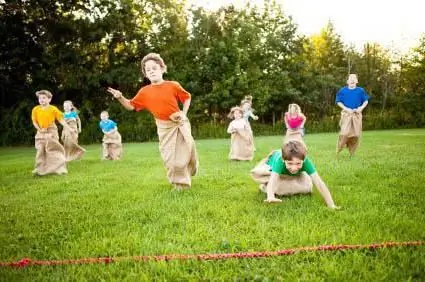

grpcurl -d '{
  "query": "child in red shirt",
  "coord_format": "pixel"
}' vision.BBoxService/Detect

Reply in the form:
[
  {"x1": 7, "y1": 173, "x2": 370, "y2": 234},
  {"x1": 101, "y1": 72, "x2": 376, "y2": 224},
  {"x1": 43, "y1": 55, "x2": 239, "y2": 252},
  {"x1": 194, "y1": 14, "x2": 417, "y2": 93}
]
[{"x1": 107, "y1": 53, "x2": 198, "y2": 190}]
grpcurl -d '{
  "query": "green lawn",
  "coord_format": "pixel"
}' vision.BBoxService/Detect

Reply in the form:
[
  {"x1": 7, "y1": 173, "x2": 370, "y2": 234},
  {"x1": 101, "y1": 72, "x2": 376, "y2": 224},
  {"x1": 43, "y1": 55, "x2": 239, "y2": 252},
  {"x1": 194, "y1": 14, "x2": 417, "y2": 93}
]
[{"x1": 0, "y1": 129, "x2": 424, "y2": 281}]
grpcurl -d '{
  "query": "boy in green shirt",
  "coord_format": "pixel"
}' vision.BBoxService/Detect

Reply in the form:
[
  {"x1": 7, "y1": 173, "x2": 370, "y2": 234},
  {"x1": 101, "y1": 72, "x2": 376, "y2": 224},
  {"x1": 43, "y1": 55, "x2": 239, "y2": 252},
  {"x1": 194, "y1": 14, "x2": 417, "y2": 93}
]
[{"x1": 251, "y1": 141, "x2": 340, "y2": 209}]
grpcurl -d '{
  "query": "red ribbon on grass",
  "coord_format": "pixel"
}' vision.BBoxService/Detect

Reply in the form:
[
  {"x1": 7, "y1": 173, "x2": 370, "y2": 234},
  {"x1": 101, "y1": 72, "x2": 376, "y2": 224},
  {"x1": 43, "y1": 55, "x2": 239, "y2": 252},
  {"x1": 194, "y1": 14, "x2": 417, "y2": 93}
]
[{"x1": 1, "y1": 241, "x2": 423, "y2": 268}]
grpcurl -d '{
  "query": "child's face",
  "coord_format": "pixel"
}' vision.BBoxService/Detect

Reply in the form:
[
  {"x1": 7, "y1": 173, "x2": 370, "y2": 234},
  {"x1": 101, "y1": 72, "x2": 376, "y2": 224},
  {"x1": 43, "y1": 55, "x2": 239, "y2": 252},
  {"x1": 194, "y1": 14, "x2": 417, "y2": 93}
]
[
  {"x1": 38, "y1": 94, "x2": 51, "y2": 106},
  {"x1": 144, "y1": 60, "x2": 164, "y2": 83},
  {"x1": 234, "y1": 110, "x2": 243, "y2": 119},
  {"x1": 242, "y1": 102, "x2": 251, "y2": 111},
  {"x1": 284, "y1": 157, "x2": 303, "y2": 174},
  {"x1": 347, "y1": 75, "x2": 358, "y2": 87},
  {"x1": 100, "y1": 113, "x2": 109, "y2": 121},
  {"x1": 63, "y1": 102, "x2": 72, "y2": 112}
]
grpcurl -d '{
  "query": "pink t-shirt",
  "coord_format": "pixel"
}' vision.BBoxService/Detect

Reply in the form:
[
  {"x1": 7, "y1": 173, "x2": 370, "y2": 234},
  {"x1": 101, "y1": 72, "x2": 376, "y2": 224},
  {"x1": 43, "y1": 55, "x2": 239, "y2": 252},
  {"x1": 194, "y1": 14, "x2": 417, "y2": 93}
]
[{"x1": 285, "y1": 113, "x2": 304, "y2": 129}]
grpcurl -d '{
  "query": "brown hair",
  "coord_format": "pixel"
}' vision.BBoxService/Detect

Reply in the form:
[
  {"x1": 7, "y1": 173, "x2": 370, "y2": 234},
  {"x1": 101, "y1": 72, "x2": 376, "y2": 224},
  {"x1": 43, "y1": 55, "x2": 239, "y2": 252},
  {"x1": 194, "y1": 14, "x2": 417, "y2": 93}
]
[
  {"x1": 140, "y1": 53, "x2": 167, "y2": 77},
  {"x1": 35, "y1": 90, "x2": 53, "y2": 99},
  {"x1": 282, "y1": 141, "x2": 307, "y2": 161}
]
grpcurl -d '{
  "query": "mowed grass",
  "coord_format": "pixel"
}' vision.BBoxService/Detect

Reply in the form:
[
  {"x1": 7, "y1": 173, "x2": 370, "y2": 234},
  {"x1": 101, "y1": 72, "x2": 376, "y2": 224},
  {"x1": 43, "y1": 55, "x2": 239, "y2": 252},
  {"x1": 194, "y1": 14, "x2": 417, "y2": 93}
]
[{"x1": 0, "y1": 129, "x2": 424, "y2": 281}]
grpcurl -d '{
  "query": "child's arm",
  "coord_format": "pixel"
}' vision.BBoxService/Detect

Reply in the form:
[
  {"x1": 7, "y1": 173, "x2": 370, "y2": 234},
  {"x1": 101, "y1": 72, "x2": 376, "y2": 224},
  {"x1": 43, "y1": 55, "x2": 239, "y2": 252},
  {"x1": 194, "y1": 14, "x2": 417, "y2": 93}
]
[
  {"x1": 76, "y1": 116, "x2": 82, "y2": 133},
  {"x1": 310, "y1": 172, "x2": 340, "y2": 209},
  {"x1": 32, "y1": 121, "x2": 47, "y2": 133},
  {"x1": 264, "y1": 172, "x2": 283, "y2": 203},
  {"x1": 58, "y1": 119, "x2": 72, "y2": 132},
  {"x1": 354, "y1": 101, "x2": 368, "y2": 113},
  {"x1": 182, "y1": 98, "x2": 191, "y2": 116},
  {"x1": 107, "y1": 87, "x2": 135, "y2": 111},
  {"x1": 249, "y1": 111, "x2": 258, "y2": 120},
  {"x1": 300, "y1": 113, "x2": 306, "y2": 128},
  {"x1": 283, "y1": 114, "x2": 290, "y2": 129},
  {"x1": 227, "y1": 123, "x2": 235, "y2": 134},
  {"x1": 337, "y1": 102, "x2": 353, "y2": 113}
]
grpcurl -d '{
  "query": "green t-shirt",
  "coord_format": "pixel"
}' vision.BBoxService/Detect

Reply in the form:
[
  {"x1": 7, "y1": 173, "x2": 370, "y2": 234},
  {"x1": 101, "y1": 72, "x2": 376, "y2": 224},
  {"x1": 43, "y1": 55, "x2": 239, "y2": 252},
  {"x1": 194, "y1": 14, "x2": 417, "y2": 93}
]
[{"x1": 267, "y1": 150, "x2": 316, "y2": 176}]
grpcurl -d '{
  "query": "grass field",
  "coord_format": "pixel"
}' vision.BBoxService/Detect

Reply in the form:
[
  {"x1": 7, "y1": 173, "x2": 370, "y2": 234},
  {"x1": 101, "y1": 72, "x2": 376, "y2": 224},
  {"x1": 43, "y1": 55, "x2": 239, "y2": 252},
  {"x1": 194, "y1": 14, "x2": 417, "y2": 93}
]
[{"x1": 0, "y1": 129, "x2": 424, "y2": 281}]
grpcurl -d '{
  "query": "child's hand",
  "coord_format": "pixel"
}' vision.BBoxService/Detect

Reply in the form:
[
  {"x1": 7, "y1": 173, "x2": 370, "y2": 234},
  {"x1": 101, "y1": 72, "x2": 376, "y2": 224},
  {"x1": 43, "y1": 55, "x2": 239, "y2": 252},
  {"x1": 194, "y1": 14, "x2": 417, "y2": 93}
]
[
  {"x1": 107, "y1": 87, "x2": 122, "y2": 99},
  {"x1": 253, "y1": 115, "x2": 259, "y2": 120},
  {"x1": 264, "y1": 197, "x2": 282, "y2": 203}
]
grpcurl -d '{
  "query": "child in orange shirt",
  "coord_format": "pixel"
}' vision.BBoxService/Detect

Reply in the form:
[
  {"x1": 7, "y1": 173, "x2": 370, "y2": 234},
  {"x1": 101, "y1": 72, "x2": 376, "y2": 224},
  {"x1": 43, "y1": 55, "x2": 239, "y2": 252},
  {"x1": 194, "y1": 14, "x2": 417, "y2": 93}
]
[
  {"x1": 107, "y1": 53, "x2": 198, "y2": 190},
  {"x1": 31, "y1": 90, "x2": 71, "y2": 176}
]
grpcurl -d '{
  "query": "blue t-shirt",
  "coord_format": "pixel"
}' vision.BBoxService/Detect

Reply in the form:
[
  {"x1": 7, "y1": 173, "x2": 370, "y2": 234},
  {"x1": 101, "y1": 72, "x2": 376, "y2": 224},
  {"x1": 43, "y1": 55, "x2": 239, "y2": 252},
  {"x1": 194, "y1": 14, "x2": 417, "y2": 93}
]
[
  {"x1": 99, "y1": 119, "x2": 117, "y2": 133},
  {"x1": 335, "y1": 87, "x2": 369, "y2": 109},
  {"x1": 63, "y1": 111, "x2": 78, "y2": 119}
]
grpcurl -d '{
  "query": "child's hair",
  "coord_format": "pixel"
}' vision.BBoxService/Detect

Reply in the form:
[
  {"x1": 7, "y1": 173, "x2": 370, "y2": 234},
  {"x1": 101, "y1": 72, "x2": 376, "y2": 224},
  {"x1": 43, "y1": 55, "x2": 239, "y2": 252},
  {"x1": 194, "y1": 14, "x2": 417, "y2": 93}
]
[
  {"x1": 35, "y1": 90, "x2": 53, "y2": 99},
  {"x1": 100, "y1": 110, "x2": 109, "y2": 116},
  {"x1": 228, "y1": 106, "x2": 244, "y2": 119},
  {"x1": 282, "y1": 141, "x2": 307, "y2": 161},
  {"x1": 140, "y1": 53, "x2": 167, "y2": 77},
  {"x1": 287, "y1": 103, "x2": 301, "y2": 114},
  {"x1": 64, "y1": 100, "x2": 79, "y2": 113}
]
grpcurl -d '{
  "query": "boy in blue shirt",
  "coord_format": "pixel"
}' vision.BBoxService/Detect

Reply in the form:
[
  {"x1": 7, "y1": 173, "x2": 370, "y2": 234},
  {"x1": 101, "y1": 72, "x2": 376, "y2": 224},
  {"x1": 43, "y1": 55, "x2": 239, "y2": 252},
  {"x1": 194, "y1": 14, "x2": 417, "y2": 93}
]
[
  {"x1": 251, "y1": 141, "x2": 340, "y2": 209},
  {"x1": 335, "y1": 74, "x2": 369, "y2": 157},
  {"x1": 99, "y1": 111, "x2": 122, "y2": 160}
]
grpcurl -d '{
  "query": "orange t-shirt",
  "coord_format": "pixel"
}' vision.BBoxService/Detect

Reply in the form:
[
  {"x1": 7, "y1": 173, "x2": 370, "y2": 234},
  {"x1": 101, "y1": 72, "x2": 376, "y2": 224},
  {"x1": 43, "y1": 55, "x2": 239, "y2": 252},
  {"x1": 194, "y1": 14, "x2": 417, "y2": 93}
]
[
  {"x1": 31, "y1": 105, "x2": 63, "y2": 128},
  {"x1": 130, "y1": 81, "x2": 191, "y2": 121}
]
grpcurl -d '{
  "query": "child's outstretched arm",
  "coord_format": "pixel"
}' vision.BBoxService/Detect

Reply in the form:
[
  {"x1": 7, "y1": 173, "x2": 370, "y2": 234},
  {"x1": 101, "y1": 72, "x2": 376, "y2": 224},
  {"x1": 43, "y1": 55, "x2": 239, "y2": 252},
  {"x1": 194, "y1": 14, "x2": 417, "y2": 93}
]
[
  {"x1": 249, "y1": 111, "x2": 258, "y2": 120},
  {"x1": 107, "y1": 87, "x2": 135, "y2": 111},
  {"x1": 310, "y1": 172, "x2": 340, "y2": 209}
]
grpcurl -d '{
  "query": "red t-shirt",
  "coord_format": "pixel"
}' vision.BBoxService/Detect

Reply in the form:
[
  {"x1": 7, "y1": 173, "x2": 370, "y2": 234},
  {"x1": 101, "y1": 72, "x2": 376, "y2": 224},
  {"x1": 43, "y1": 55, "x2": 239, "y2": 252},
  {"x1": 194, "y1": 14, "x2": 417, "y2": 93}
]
[{"x1": 130, "y1": 81, "x2": 191, "y2": 120}]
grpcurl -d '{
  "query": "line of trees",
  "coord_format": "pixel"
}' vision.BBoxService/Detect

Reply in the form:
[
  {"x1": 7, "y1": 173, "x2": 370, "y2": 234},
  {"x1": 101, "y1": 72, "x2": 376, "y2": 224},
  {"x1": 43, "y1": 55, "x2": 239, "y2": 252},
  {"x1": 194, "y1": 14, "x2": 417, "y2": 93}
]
[{"x1": 1, "y1": 0, "x2": 424, "y2": 145}]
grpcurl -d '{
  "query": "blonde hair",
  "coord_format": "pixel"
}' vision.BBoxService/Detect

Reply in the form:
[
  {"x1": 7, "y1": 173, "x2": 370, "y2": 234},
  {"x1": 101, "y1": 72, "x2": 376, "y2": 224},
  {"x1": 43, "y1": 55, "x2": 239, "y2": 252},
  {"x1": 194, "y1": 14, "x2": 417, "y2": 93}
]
[
  {"x1": 228, "y1": 106, "x2": 244, "y2": 119},
  {"x1": 35, "y1": 90, "x2": 53, "y2": 99},
  {"x1": 100, "y1": 110, "x2": 109, "y2": 116},
  {"x1": 288, "y1": 103, "x2": 301, "y2": 114},
  {"x1": 140, "y1": 53, "x2": 167, "y2": 77},
  {"x1": 64, "y1": 100, "x2": 78, "y2": 113}
]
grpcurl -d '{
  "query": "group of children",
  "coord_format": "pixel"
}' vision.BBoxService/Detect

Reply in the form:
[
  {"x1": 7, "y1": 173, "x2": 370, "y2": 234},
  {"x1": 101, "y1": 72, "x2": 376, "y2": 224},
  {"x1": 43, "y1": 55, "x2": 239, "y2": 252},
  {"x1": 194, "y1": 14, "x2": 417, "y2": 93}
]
[
  {"x1": 31, "y1": 90, "x2": 126, "y2": 175},
  {"x1": 247, "y1": 73, "x2": 368, "y2": 208},
  {"x1": 31, "y1": 91, "x2": 85, "y2": 175},
  {"x1": 31, "y1": 52, "x2": 368, "y2": 207},
  {"x1": 225, "y1": 95, "x2": 337, "y2": 208}
]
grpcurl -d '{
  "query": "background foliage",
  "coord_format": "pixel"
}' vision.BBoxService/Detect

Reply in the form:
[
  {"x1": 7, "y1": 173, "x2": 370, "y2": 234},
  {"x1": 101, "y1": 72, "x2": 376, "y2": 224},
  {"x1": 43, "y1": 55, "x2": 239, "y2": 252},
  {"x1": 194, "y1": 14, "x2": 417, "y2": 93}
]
[{"x1": 1, "y1": 0, "x2": 424, "y2": 145}]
